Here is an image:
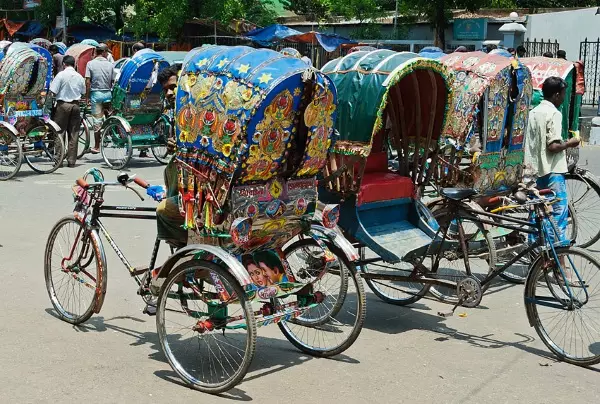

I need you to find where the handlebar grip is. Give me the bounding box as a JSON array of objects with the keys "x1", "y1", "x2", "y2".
[
  {"x1": 76, "y1": 178, "x2": 89, "y2": 188},
  {"x1": 538, "y1": 188, "x2": 553, "y2": 195},
  {"x1": 487, "y1": 196, "x2": 501, "y2": 205},
  {"x1": 134, "y1": 177, "x2": 150, "y2": 189}
]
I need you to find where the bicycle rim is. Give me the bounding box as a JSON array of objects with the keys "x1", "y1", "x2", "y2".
[
  {"x1": 77, "y1": 119, "x2": 90, "y2": 159},
  {"x1": 525, "y1": 247, "x2": 600, "y2": 366},
  {"x1": 44, "y1": 217, "x2": 104, "y2": 324},
  {"x1": 157, "y1": 260, "x2": 256, "y2": 394},
  {"x1": 100, "y1": 123, "x2": 132, "y2": 170}
]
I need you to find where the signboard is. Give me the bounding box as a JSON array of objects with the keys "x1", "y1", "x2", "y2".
[
  {"x1": 56, "y1": 16, "x2": 69, "y2": 29},
  {"x1": 23, "y1": 0, "x2": 41, "y2": 9},
  {"x1": 453, "y1": 18, "x2": 487, "y2": 41}
]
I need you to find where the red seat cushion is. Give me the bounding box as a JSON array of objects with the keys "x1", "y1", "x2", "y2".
[
  {"x1": 364, "y1": 152, "x2": 388, "y2": 173},
  {"x1": 358, "y1": 172, "x2": 414, "y2": 205}
]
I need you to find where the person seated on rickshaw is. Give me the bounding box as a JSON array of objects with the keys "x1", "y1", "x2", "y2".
[{"x1": 144, "y1": 64, "x2": 187, "y2": 248}]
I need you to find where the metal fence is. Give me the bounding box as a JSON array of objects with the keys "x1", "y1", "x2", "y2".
[
  {"x1": 580, "y1": 38, "x2": 600, "y2": 106},
  {"x1": 523, "y1": 38, "x2": 560, "y2": 57}
]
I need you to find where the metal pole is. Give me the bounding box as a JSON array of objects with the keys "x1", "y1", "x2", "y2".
[
  {"x1": 394, "y1": 0, "x2": 398, "y2": 33},
  {"x1": 61, "y1": 0, "x2": 67, "y2": 43}
]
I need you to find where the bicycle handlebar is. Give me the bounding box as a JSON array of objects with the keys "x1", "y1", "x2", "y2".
[{"x1": 75, "y1": 173, "x2": 150, "y2": 201}]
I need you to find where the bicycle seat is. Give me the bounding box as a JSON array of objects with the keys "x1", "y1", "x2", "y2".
[{"x1": 440, "y1": 188, "x2": 477, "y2": 201}]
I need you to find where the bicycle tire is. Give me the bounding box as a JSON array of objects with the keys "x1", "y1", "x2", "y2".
[
  {"x1": 278, "y1": 241, "x2": 366, "y2": 358},
  {"x1": 428, "y1": 206, "x2": 497, "y2": 303},
  {"x1": 565, "y1": 171, "x2": 600, "y2": 248},
  {"x1": 150, "y1": 117, "x2": 171, "y2": 165},
  {"x1": 525, "y1": 246, "x2": 600, "y2": 366},
  {"x1": 77, "y1": 118, "x2": 91, "y2": 159},
  {"x1": 44, "y1": 216, "x2": 106, "y2": 325},
  {"x1": 0, "y1": 128, "x2": 22, "y2": 181},
  {"x1": 157, "y1": 259, "x2": 256, "y2": 394},
  {"x1": 100, "y1": 122, "x2": 132, "y2": 170},
  {"x1": 24, "y1": 125, "x2": 65, "y2": 174}
]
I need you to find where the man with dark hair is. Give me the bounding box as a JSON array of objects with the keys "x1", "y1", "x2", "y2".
[
  {"x1": 157, "y1": 64, "x2": 181, "y2": 107},
  {"x1": 524, "y1": 76, "x2": 580, "y2": 249},
  {"x1": 516, "y1": 45, "x2": 527, "y2": 58},
  {"x1": 50, "y1": 55, "x2": 86, "y2": 167},
  {"x1": 132, "y1": 42, "x2": 144, "y2": 53},
  {"x1": 543, "y1": 51, "x2": 554, "y2": 58},
  {"x1": 86, "y1": 43, "x2": 114, "y2": 153},
  {"x1": 557, "y1": 49, "x2": 567, "y2": 60},
  {"x1": 49, "y1": 44, "x2": 63, "y2": 77}
]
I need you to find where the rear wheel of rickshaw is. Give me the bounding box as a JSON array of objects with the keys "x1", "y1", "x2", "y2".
[
  {"x1": 0, "y1": 129, "x2": 22, "y2": 180},
  {"x1": 24, "y1": 125, "x2": 65, "y2": 174},
  {"x1": 44, "y1": 217, "x2": 105, "y2": 325},
  {"x1": 156, "y1": 260, "x2": 256, "y2": 394},
  {"x1": 428, "y1": 207, "x2": 496, "y2": 304},
  {"x1": 565, "y1": 171, "x2": 600, "y2": 248},
  {"x1": 277, "y1": 239, "x2": 366, "y2": 357},
  {"x1": 151, "y1": 117, "x2": 172, "y2": 165},
  {"x1": 100, "y1": 122, "x2": 132, "y2": 170}
]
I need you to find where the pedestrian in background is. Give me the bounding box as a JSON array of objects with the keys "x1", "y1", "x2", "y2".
[
  {"x1": 49, "y1": 44, "x2": 63, "y2": 77},
  {"x1": 49, "y1": 55, "x2": 85, "y2": 167},
  {"x1": 86, "y1": 43, "x2": 114, "y2": 154},
  {"x1": 557, "y1": 50, "x2": 567, "y2": 60}
]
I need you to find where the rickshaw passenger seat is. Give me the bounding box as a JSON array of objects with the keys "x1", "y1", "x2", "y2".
[
  {"x1": 358, "y1": 152, "x2": 413, "y2": 205},
  {"x1": 440, "y1": 188, "x2": 478, "y2": 201}
]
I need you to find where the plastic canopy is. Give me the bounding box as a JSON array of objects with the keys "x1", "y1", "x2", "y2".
[
  {"x1": 175, "y1": 45, "x2": 337, "y2": 182},
  {"x1": 116, "y1": 51, "x2": 169, "y2": 94},
  {"x1": 418, "y1": 46, "x2": 445, "y2": 60},
  {"x1": 65, "y1": 43, "x2": 95, "y2": 74},
  {"x1": 0, "y1": 46, "x2": 48, "y2": 96},
  {"x1": 322, "y1": 50, "x2": 451, "y2": 156},
  {"x1": 30, "y1": 38, "x2": 51, "y2": 49}
]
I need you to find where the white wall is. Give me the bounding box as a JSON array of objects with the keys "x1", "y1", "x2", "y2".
[{"x1": 526, "y1": 7, "x2": 600, "y2": 60}]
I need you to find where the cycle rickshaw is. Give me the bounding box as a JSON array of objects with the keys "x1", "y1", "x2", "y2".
[
  {"x1": 0, "y1": 44, "x2": 64, "y2": 180},
  {"x1": 99, "y1": 50, "x2": 172, "y2": 169},
  {"x1": 65, "y1": 43, "x2": 95, "y2": 75},
  {"x1": 521, "y1": 57, "x2": 600, "y2": 248},
  {"x1": 44, "y1": 46, "x2": 365, "y2": 393},
  {"x1": 321, "y1": 49, "x2": 600, "y2": 367}
]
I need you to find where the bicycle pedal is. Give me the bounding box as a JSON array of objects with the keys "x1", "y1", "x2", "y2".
[
  {"x1": 143, "y1": 304, "x2": 157, "y2": 316},
  {"x1": 438, "y1": 311, "x2": 454, "y2": 318},
  {"x1": 131, "y1": 266, "x2": 149, "y2": 276}
]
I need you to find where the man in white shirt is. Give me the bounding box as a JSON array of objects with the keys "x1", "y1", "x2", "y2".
[
  {"x1": 524, "y1": 76, "x2": 580, "y2": 246},
  {"x1": 50, "y1": 55, "x2": 86, "y2": 167}
]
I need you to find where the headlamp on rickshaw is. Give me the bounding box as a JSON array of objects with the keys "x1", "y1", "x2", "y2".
[{"x1": 230, "y1": 217, "x2": 252, "y2": 246}]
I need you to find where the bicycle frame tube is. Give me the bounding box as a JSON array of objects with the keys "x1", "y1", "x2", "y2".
[{"x1": 96, "y1": 220, "x2": 136, "y2": 275}]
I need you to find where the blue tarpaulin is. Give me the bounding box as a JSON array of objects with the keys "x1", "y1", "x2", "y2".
[
  {"x1": 284, "y1": 31, "x2": 356, "y2": 52},
  {"x1": 15, "y1": 21, "x2": 43, "y2": 37},
  {"x1": 51, "y1": 22, "x2": 115, "y2": 41},
  {"x1": 418, "y1": 46, "x2": 445, "y2": 60},
  {"x1": 245, "y1": 24, "x2": 301, "y2": 46}
]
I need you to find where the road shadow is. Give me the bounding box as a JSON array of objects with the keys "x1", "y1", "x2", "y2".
[
  {"x1": 81, "y1": 155, "x2": 166, "y2": 172},
  {"x1": 45, "y1": 308, "x2": 359, "y2": 399}
]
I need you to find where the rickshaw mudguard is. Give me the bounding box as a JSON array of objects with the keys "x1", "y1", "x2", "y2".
[
  {"x1": 42, "y1": 118, "x2": 61, "y2": 133},
  {"x1": 309, "y1": 223, "x2": 359, "y2": 262},
  {"x1": 0, "y1": 121, "x2": 18, "y2": 137},
  {"x1": 103, "y1": 116, "x2": 132, "y2": 133},
  {"x1": 89, "y1": 229, "x2": 108, "y2": 314},
  {"x1": 152, "y1": 244, "x2": 252, "y2": 286}
]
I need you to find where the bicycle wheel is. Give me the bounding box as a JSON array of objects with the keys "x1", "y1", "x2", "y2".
[
  {"x1": 428, "y1": 207, "x2": 496, "y2": 303},
  {"x1": 525, "y1": 246, "x2": 600, "y2": 366},
  {"x1": 361, "y1": 247, "x2": 430, "y2": 306},
  {"x1": 76, "y1": 118, "x2": 91, "y2": 159},
  {"x1": 24, "y1": 125, "x2": 65, "y2": 174},
  {"x1": 565, "y1": 172, "x2": 600, "y2": 248},
  {"x1": 277, "y1": 241, "x2": 366, "y2": 357},
  {"x1": 157, "y1": 260, "x2": 256, "y2": 394},
  {"x1": 100, "y1": 122, "x2": 132, "y2": 170},
  {"x1": 0, "y1": 128, "x2": 22, "y2": 180},
  {"x1": 497, "y1": 202, "x2": 577, "y2": 284},
  {"x1": 44, "y1": 217, "x2": 106, "y2": 325},
  {"x1": 150, "y1": 118, "x2": 171, "y2": 165},
  {"x1": 283, "y1": 238, "x2": 348, "y2": 324}
]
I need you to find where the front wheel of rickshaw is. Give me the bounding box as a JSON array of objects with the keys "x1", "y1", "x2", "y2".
[
  {"x1": 100, "y1": 122, "x2": 132, "y2": 170},
  {"x1": 0, "y1": 128, "x2": 22, "y2": 180},
  {"x1": 156, "y1": 259, "x2": 256, "y2": 394},
  {"x1": 277, "y1": 240, "x2": 366, "y2": 357},
  {"x1": 24, "y1": 125, "x2": 65, "y2": 174}
]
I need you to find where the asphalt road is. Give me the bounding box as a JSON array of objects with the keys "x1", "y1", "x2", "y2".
[{"x1": 1, "y1": 148, "x2": 600, "y2": 403}]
